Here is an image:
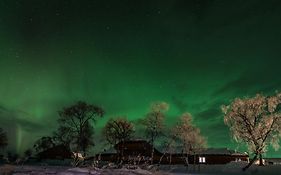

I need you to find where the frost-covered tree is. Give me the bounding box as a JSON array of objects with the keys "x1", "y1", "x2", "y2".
[
  {"x1": 159, "y1": 130, "x2": 177, "y2": 165},
  {"x1": 173, "y1": 113, "x2": 206, "y2": 166},
  {"x1": 222, "y1": 93, "x2": 281, "y2": 170},
  {"x1": 140, "y1": 101, "x2": 169, "y2": 164}
]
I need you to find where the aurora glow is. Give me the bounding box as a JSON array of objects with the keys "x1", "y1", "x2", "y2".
[{"x1": 1, "y1": 0, "x2": 281, "y2": 157}]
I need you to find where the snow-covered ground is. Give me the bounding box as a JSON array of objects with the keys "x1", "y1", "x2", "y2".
[
  {"x1": 1, "y1": 162, "x2": 281, "y2": 175},
  {"x1": 159, "y1": 162, "x2": 281, "y2": 175},
  {"x1": 0, "y1": 165, "x2": 157, "y2": 175}
]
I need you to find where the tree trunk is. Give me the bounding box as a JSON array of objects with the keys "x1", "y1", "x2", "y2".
[
  {"x1": 158, "y1": 152, "x2": 166, "y2": 165},
  {"x1": 151, "y1": 145, "x2": 154, "y2": 164},
  {"x1": 184, "y1": 153, "x2": 189, "y2": 171},
  {"x1": 259, "y1": 154, "x2": 264, "y2": 166},
  {"x1": 121, "y1": 140, "x2": 125, "y2": 164},
  {"x1": 151, "y1": 139, "x2": 154, "y2": 165},
  {"x1": 198, "y1": 154, "x2": 201, "y2": 172},
  {"x1": 193, "y1": 154, "x2": 196, "y2": 172},
  {"x1": 242, "y1": 154, "x2": 258, "y2": 171},
  {"x1": 168, "y1": 153, "x2": 172, "y2": 169}
]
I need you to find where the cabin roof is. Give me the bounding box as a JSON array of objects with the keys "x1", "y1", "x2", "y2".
[
  {"x1": 200, "y1": 148, "x2": 248, "y2": 156},
  {"x1": 264, "y1": 158, "x2": 281, "y2": 162}
]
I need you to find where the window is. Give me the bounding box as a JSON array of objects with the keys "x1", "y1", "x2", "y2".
[{"x1": 199, "y1": 157, "x2": 206, "y2": 163}]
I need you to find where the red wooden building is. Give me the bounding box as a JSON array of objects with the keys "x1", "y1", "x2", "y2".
[{"x1": 98, "y1": 140, "x2": 249, "y2": 165}]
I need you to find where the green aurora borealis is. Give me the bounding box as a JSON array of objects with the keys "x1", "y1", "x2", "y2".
[{"x1": 1, "y1": 0, "x2": 281, "y2": 157}]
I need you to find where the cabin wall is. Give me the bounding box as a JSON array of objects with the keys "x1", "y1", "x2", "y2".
[
  {"x1": 187, "y1": 155, "x2": 249, "y2": 164},
  {"x1": 98, "y1": 153, "x2": 248, "y2": 165},
  {"x1": 99, "y1": 141, "x2": 249, "y2": 165}
]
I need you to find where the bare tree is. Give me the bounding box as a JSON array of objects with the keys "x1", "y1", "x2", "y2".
[
  {"x1": 222, "y1": 93, "x2": 281, "y2": 171},
  {"x1": 58, "y1": 101, "x2": 104, "y2": 155},
  {"x1": 173, "y1": 113, "x2": 207, "y2": 169},
  {"x1": 103, "y1": 117, "x2": 134, "y2": 163},
  {"x1": 103, "y1": 117, "x2": 135, "y2": 145},
  {"x1": 0, "y1": 128, "x2": 8, "y2": 150},
  {"x1": 140, "y1": 101, "x2": 169, "y2": 164}
]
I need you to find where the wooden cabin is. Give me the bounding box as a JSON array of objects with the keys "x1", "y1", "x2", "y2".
[
  {"x1": 98, "y1": 140, "x2": 249, "y2": 165},
  {"x1": 192, "y1": 148, "x2": 249, "y2": 164}
]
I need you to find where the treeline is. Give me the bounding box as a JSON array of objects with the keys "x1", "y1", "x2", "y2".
[
  {"x1": 0, "y1": 101, "x2": 207, "y2": 166},
  {"x1": 1, "y1": 92, "x2": 281, "y2": 171},
  {"x1": 32, "y1": 101, "x2": 206, "y2": 163}
]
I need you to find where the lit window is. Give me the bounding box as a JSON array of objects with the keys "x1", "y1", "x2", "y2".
[{"x1": 199, "y1": 157, "x2": 206, "y2": 163}]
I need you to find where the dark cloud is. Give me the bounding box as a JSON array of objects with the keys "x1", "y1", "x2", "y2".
[
  {"x1": 214, "y1": 67, "x2": 281, "y2": 97},
  {"x1": 195, "y1": 107, "x2": 221, "y2": 123}
]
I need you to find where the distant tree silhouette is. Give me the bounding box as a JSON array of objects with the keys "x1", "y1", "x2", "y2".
[
  {"x1": 57, "y1": 101, "x2": 104, "y2": 155},
  {"x1": 33, "y1": 136, "x2": 55, "y2": 153},
  {"x1": 22, "y1": 148, "x2": 33, "y2": 164},
  {"x1": 24, "y1": 149, "x2": 32, "y2": 158},
  {"x1": 6, "y1": 152, "x2": 19, "y2": 163},
  {"x1": 0, "y1": 128, "x2": 8, "y2": 149},
  {"x1": 103, "y1": 117, "x2": 134, "y2": 162},
  {"x1": 222, "y1": 93, "x2": 281, "y2": 171},
  {"x1": 139, "y1": 101, "x2": 169, "y2": 164}
]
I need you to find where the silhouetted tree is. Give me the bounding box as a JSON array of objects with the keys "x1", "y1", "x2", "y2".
[
  {"x1": 22, "y1": 148, "x2": 33, "y2": 164},
  {"x1": 0, "y1": 128, "x2": 8, "y2": 149},
  {"x1": 24, "y1": 149, "x2": 32, "y2": 158},
  {"x1": 103, "y1": 117, "x2": 134, "y2": 162},
  {"x1": 58, "y1": 101, "x2": 104, "y2": 155},
  {"x1": 103, "y1": 117, "x2": 135, "y2": 145},
  {"x1": 222, "y1": 93, "x2": 281, "y2": 171},
  {"x1": 6, "y1": 152, "x2": 19, "y2": 163},
  {"x1": 33, "y1": 136, "x2": 55, "y2": 153},
  {"x1": 139, "y1": 101, "x2": 169, "y2": 164}
]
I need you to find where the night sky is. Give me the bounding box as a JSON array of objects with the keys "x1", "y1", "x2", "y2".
[{"x1": 1, "y1": 0, "x2": 281, "y2": 156}]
